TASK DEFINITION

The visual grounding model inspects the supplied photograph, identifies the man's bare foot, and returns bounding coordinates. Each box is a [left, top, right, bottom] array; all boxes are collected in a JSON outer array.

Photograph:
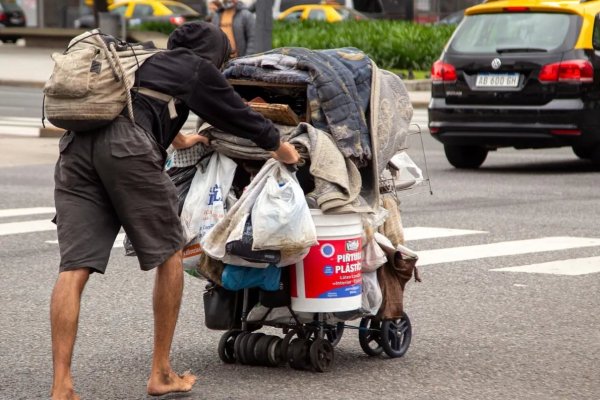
[[147, 370, 197, 397], [50, 387, 80, 400]]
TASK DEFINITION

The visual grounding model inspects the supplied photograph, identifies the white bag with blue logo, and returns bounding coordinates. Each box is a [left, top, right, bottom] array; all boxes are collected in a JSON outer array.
[[180, 152, 237, 244]]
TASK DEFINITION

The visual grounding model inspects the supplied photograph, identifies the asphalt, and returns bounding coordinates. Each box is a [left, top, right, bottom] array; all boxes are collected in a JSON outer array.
[[0, 39, 431, 136]]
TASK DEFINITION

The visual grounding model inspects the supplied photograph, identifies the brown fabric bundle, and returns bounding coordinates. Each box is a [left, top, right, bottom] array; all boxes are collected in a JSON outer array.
[[195, 253, 226, 286], [377, 250, 420, 320]]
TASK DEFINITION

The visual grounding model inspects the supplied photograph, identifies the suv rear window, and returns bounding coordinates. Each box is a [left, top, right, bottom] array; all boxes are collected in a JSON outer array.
[[449, 12, 579, 53], [0, 0, 22, 12]]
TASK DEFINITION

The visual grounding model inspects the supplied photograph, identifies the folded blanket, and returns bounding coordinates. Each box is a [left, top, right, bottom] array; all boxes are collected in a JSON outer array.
[[225, 47, 373, 161], [289, 123, 371, 214]]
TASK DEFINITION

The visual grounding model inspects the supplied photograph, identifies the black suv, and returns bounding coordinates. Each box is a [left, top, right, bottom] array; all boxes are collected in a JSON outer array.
[[0, 0, 25, 28], [428, 0, 600, 168]]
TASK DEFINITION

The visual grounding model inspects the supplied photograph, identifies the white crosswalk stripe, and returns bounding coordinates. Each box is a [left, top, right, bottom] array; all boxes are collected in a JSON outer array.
[[416, 237, 600, 266], [2, 207, 600, 275], [491, 256, 600, 276]]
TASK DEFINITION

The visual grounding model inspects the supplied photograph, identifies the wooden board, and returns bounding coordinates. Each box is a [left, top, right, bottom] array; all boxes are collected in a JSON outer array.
[[248, 102, 301, 126]]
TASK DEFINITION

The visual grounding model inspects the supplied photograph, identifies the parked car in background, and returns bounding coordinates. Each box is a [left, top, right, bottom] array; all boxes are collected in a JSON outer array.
[[0, 0, 26, 43], [75, 0, 201, 28], [278, 4, 368, 22], [428, 0, 600, 168], [437, 9, 464, 25]]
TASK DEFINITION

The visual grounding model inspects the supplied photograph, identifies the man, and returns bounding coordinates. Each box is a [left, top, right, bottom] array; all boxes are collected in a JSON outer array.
[[50, 21, 299, 400], [211, 0, 255, 57]]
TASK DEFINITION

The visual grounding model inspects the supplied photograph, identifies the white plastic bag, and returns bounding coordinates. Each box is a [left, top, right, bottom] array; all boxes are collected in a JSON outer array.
[[251, 164, 317, 251], [362, 235, 388, 272], [180, 152, 237, 244], [387, 151, 424, 190], [361, 271, 383, 316]]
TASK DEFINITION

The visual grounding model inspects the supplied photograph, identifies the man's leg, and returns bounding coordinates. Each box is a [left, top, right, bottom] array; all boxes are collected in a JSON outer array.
[[50, 268, 91, 400], [147, 250, 196, 396]]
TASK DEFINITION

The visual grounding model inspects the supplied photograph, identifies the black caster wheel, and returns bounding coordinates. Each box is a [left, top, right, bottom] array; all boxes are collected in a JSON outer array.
[[218, 329, 241, 364], [380, 312, 412, 358], [234, 332, 251, 364], [267, 336, 284, 367], [280, 328, 301, 362], [309, 338, 334, 373], [254, 335, 278, 367], [358, 317, 384, 357], [288, 338, 311, 370], [244, 332, 265, 365], [325, 322, 345, 347]]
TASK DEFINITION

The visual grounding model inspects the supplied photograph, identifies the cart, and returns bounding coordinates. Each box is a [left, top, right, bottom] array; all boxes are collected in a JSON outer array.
[[194, 54, 424, 372]]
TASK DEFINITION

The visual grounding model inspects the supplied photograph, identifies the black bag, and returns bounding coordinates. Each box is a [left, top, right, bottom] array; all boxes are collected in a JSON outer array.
[[225, 215, 281, 264], [203, 282, 242, 331], [259, 266, 291, 308]]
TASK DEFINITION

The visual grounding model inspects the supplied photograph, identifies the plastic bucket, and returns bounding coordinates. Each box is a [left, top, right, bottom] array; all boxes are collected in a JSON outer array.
[[290, 210, 363, 312]]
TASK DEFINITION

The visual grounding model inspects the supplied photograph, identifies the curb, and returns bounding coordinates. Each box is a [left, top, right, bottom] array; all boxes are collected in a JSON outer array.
[[0, 79, 45, 89]]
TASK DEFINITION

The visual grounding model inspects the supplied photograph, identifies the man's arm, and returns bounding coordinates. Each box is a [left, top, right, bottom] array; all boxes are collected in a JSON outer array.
[[171, 132, 210, 150]]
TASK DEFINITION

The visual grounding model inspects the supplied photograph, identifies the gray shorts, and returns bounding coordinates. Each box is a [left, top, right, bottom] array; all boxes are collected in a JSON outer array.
[[54, 117, 184, 273]]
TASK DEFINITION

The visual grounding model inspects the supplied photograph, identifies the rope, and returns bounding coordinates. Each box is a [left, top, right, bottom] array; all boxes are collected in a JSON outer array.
[[108, 41, 135, 125]]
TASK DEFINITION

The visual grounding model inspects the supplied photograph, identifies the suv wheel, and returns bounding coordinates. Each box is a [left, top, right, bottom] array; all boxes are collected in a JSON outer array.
[[444, 145, 488, 169], [572, 145, 592, 160]]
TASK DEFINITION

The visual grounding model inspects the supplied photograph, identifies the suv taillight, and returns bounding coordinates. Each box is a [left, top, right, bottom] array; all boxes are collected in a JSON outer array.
[[431, 61, 457, 83], [0, 12, 6, 22], [539, 60, 594, 83]]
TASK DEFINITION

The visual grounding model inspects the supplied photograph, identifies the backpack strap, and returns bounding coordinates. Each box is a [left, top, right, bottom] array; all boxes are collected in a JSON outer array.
[[136, 87, 178, 120]]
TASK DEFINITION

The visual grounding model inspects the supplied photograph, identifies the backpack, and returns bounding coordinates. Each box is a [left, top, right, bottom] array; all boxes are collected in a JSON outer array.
[[43, 29, 176, 132]]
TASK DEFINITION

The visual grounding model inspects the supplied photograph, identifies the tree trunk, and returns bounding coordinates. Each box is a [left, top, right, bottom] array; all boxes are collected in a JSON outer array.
[[253, 0, 274, 53], [93, 0, 109, 27]]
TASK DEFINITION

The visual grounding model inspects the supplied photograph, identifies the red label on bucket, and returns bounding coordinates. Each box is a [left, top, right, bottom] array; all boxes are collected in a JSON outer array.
[[292, 238, 362, 299]]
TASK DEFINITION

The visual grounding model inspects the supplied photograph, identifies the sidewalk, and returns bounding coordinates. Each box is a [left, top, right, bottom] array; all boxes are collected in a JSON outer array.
[[0, 40, 431, 136]]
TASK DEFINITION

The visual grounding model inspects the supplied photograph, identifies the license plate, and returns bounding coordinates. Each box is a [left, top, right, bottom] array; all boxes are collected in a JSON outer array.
[[476, 73, 519, 88]]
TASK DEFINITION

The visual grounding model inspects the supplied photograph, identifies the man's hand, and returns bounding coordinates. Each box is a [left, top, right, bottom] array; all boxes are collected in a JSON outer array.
[[172, 131, 210, 150], [270, 142, 300, 164]]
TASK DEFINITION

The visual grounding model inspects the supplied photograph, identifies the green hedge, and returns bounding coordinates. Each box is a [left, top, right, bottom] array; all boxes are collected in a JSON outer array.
[[272, 20, 455, 71], [134, 20, 455, 70]]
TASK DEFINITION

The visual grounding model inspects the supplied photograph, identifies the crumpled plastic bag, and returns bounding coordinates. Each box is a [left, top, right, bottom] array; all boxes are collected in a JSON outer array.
[[251, 164, 317, 251]]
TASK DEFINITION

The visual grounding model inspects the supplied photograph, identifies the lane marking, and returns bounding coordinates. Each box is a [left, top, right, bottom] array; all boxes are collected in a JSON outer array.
[[0, 125, 39, 137], [0, 207, 55, 218], [417, 237, 600, 266], [0, 219, 55, 236], [45, 233, 127, 249], [404, 227, 485, 241], [491, 256, 600, 276]]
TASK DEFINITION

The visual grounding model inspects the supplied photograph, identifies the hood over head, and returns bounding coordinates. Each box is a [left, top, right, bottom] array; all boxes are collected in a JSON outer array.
[[167, 21, 231, 68]]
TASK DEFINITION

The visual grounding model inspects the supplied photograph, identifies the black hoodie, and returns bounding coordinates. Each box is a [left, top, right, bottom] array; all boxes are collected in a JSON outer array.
[[130, 21, 280, 152]]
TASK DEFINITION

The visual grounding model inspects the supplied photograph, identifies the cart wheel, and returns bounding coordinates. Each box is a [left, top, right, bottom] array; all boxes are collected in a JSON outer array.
[[325, 322, 345, 347], [235, 332, 251, 364], [309, 338, 334, 373], [244, 332, 265, 365], [358, 317, 384, 357], [288, 338, 310, 370], [267, 336, 284, 367], [218, 329, 241, 364], [280, 328, 300, 362], [254, 335, 277, 367], [380, 312, 412, 358]]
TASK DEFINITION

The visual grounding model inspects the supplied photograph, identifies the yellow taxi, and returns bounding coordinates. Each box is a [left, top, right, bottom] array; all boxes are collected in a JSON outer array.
[[76, 0, 200, 28], [277, 4, 368, 22]]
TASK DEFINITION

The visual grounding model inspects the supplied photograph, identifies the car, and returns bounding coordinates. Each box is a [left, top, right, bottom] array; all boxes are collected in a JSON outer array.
[[0, 0, 26, 43], [428, 0, 600, 168], [436, 9, 464, 25], [277, 4, 368, 22], [75, 0, 201, 29]]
